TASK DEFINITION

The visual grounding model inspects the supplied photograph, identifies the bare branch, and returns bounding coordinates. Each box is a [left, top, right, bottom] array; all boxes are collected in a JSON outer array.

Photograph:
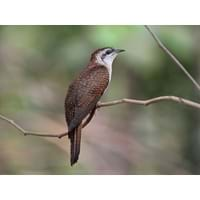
[[1, 96, 200, 139], [82, 107, 96, 128], [97, 96, 200, 110], [0, 113, 68, 138], [144, 25, 200, 92], [0, 108, 97, 139]]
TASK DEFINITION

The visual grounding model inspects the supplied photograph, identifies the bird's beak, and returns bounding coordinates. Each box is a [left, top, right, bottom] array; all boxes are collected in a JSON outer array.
[[114, 49, 125, 53]]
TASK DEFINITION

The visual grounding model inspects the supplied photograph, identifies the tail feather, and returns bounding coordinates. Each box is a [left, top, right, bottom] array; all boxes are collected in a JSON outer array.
[[68, 123, 82, 166]]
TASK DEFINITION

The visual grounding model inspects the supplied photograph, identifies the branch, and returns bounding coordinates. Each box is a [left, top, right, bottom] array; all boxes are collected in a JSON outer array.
[[144, 25, 200, 92], [97, 96, 200, 109], [0, 108, 97, 139], [82, 107, 96, 128], [0, 113, 68, 138], [1, 96, 200, 139]]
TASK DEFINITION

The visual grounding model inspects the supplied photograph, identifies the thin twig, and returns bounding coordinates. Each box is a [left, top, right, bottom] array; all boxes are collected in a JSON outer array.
[[82, 107, 96, 128], [0, 113, 68, 138], [97, 96, 200, 109], [144, 25, 200, 92], [1, 96, 200, 139]]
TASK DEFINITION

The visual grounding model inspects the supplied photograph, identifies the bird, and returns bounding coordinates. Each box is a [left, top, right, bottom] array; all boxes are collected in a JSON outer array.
[[65, 47, 125, 166]]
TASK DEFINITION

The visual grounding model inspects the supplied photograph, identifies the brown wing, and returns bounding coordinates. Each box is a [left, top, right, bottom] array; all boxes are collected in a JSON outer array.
[[65, 65, 109, 131]]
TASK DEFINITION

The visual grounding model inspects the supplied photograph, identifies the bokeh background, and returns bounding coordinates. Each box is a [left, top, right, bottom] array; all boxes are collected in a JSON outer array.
[[0, 26, 199, 174]]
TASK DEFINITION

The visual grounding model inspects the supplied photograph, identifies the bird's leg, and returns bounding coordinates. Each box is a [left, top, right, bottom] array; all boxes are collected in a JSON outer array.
[[82, 107, 96, 128]]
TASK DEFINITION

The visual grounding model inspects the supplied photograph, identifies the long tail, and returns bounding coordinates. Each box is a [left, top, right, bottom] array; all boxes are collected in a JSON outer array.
[[68, 123, 82, 166]]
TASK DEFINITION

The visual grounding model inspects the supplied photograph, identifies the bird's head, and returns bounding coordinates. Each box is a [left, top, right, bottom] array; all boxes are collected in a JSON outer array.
[[89, 47, 125, 67]]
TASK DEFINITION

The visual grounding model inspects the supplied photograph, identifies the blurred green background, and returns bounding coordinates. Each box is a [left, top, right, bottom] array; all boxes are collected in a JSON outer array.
[[0, 26, 199, 174]]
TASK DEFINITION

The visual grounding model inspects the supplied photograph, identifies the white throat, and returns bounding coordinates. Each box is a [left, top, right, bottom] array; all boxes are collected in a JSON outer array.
[[96, 53, 117, 82]]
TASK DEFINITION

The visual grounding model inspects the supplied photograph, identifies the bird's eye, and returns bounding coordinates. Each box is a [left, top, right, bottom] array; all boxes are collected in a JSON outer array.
[[105, 49, 112, 55]]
